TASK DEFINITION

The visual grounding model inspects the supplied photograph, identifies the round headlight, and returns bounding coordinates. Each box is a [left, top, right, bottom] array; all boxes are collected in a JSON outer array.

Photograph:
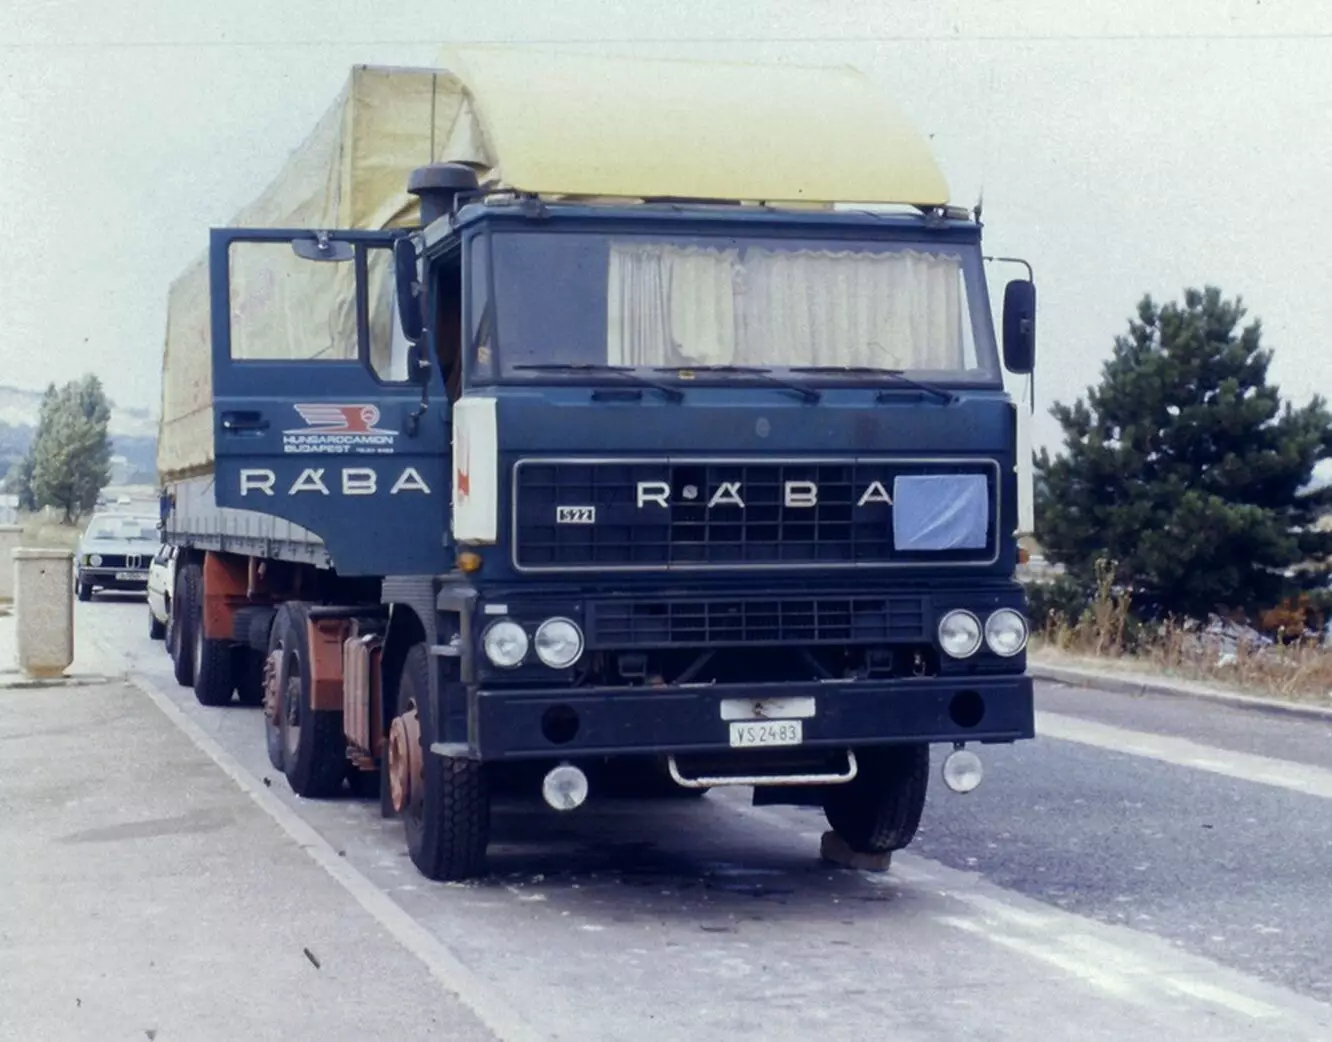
[[88, 553, 102, 567], [938, 610, 982, 658], [984, 608, 1029, 657], [482, 620, 529, 668], [534, 617, 584, 669]]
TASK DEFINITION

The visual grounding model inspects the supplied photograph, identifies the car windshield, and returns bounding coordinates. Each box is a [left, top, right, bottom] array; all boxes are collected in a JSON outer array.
[[85, 515, 157, 541], [470, 227, 999, 384]]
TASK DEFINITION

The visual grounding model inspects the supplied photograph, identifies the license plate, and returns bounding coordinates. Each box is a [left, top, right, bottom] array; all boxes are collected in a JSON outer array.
[[115, 571, 141, 580], [729, 720, 803, 748]]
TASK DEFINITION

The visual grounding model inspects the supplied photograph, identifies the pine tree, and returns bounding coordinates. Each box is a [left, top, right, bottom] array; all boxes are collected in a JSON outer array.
[[1035, 287, 1332, 621], [28, 375, 114, 523]]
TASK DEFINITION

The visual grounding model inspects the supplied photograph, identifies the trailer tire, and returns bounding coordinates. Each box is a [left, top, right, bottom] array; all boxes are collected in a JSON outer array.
[[170, 564, 198, 688], [822, 743, 929, 855], [274, 602, 347, 799], [399, 644, 489, 881]]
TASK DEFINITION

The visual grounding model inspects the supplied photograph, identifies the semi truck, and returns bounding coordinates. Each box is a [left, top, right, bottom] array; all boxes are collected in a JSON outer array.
[[157, 47, 1038, 882]]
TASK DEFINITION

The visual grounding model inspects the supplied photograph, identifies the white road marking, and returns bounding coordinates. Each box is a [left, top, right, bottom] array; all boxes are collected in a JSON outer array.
[[125, 673, 544, 1042], [728, 795, 1332, 1032], [1037, 711, 1332, 800]]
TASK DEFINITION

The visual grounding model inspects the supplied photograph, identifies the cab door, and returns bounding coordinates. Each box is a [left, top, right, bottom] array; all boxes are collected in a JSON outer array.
[[209, 228, 451, 576]]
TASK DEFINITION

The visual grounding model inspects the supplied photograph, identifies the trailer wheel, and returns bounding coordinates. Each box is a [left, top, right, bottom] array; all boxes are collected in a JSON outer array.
[[192, 592, 235, 707], [396, 643, 489, 881], [170, 564, 198, 688], [822, 744, 930, 855], [273, 602, 347, 799]]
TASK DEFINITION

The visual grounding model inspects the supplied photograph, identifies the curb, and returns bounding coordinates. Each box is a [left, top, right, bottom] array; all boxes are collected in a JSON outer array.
[[1030, 661, 1332, 724], [0, 670, 114, 691]]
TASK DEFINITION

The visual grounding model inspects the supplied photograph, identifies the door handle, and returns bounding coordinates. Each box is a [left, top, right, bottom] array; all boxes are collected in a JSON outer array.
[[220, 410, 269, 433]]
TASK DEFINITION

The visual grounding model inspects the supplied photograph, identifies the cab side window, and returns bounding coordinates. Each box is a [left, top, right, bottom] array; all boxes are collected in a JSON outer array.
[[434, 262, 464, 401]]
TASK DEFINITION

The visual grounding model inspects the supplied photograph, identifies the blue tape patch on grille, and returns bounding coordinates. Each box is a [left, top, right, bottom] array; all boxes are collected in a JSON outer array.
[[891, 474, 989, 551]]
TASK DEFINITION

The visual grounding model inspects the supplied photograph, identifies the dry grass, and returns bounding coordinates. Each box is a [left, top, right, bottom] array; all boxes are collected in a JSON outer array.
[[1031, 558, 1332, 706]]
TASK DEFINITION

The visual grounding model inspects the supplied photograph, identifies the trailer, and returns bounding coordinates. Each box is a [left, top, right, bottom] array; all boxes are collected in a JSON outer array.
[[158, 46, 1039, 881]]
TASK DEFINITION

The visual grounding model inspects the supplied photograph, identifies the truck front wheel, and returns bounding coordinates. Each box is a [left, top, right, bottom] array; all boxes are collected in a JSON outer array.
[[396, 643, 490, 881], [822, 743, 930, 856]]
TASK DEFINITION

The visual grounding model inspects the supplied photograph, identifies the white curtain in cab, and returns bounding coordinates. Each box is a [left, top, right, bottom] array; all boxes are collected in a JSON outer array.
[[607, 243, 741, 367], [606, 242, 969, 371]]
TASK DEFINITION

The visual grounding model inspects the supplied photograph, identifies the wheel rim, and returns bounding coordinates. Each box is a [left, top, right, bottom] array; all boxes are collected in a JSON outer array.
[[282, 669, 302, 761], [387, 707, 422, 815]]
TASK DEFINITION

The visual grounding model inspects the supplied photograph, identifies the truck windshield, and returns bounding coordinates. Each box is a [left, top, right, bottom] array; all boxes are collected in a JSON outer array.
[[470, 227, 999, 385]]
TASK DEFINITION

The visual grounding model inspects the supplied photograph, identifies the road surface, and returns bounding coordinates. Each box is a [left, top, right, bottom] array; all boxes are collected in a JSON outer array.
[[71, 595, 1332, 1041]]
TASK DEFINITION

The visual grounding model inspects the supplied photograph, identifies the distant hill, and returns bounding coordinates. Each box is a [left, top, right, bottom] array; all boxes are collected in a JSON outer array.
[[0, 383, 158, 484]]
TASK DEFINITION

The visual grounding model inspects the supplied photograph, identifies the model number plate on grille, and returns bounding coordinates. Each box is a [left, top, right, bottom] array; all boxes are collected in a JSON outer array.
[[555, 505, 596, 524], [729, 720, 803, 748]]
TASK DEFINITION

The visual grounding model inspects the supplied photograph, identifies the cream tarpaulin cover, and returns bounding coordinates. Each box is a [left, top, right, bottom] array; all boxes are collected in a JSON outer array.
[[158, 49, 950, 480]]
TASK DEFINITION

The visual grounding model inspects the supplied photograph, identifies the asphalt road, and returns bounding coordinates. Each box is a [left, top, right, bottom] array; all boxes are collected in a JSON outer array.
[[77, 595, 1332, 1042]]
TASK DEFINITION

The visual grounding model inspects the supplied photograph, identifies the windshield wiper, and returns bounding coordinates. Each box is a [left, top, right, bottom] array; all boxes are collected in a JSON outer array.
[[788, 366, 955, 404], [512, 363, 684, 402], [654, 365, 819, 403]]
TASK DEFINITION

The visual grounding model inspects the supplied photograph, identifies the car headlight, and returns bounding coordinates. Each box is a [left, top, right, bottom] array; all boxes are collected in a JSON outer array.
[[482, 619, 529, 668], [534, 617, 584, 669], [937, 609, 983, 658], [984, 608, 1029, 656], [88, 553, 102, 567]]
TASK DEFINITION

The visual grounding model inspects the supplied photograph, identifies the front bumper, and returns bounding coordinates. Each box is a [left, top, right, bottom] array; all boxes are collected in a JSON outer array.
[[78, 567, 148, 589], [468, 674, 1033, 761]]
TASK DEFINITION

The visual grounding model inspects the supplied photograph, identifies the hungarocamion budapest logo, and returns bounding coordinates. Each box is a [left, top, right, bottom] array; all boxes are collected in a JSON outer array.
[[283, 404, 397, 454]]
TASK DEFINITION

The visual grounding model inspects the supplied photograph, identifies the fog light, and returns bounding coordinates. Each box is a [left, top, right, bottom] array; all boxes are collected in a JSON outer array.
[[984, 608, 1029, 656], [943, 748, 983, 793], [534, 617, 583, 669], [482, 619, 528, 668], [938, 609, 982, 658], [542, 763, 589, 811]]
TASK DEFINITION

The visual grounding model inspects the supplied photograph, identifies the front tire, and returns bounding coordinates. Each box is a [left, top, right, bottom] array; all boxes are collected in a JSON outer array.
[[76, 578, 92, 602], [148, 608, 166, 641], [822, 744, 930, 855], [398, 643, 489, 881]]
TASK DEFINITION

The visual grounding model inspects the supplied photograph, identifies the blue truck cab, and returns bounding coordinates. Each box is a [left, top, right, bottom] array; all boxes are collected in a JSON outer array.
[[164, 52, 1038, 881]]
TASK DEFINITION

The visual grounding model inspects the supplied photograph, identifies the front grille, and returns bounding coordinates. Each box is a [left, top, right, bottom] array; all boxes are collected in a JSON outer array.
[[587, 595, 928, 648], [512, 457, 998, 571], [93, 554, 146, 569]]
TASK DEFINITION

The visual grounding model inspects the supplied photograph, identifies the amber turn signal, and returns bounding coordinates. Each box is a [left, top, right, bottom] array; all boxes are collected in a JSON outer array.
[[457, 551, 483, 573]]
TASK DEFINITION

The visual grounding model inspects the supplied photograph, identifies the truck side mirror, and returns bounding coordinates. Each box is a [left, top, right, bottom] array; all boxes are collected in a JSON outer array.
[[393, 237, 425, 345], [1002, 279, 1036, 375]]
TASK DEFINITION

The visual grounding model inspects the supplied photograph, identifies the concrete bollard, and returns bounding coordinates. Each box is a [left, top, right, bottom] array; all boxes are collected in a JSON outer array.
[[14, 548, 74, 678], [0, 524, 20, 604]]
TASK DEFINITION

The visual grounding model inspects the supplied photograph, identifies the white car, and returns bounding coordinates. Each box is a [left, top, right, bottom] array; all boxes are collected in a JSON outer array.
[[146, 544, 178, 641]]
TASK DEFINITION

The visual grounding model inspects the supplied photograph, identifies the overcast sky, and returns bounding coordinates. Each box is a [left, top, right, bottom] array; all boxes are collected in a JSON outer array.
[[2, 0, 1330, 459]]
